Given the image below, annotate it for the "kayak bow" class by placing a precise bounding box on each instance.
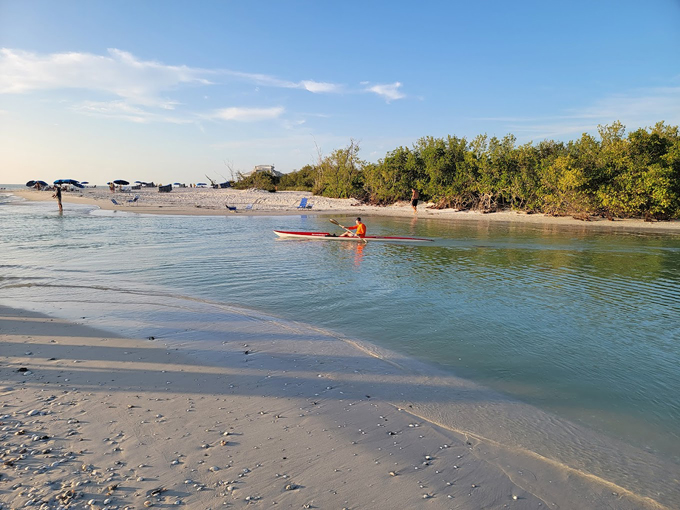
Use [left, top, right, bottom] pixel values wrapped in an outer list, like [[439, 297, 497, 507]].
[[273, 230, 434, 243]]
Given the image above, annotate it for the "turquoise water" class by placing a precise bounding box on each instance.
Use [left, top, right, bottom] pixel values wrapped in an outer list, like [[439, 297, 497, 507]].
[[2, 189, 679, 468]]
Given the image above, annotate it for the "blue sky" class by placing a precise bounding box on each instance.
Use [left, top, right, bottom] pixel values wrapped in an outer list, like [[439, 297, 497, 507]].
[[1, 0, 679, 185]]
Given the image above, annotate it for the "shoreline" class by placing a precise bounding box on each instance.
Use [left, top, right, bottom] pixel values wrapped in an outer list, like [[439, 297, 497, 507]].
[[12, 187, 680, 233], [2, 303, 677, 509]]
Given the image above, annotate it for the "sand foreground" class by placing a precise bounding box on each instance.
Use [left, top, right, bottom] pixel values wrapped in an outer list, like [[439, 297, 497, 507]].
[[1, 304, 673, 510]]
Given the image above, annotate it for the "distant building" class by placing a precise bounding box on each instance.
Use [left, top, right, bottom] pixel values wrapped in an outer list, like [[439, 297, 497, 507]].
[[246, 165, 283, 178]]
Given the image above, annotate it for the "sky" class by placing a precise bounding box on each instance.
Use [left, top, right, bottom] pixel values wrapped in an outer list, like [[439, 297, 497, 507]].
[[1, 0, 679, 185]]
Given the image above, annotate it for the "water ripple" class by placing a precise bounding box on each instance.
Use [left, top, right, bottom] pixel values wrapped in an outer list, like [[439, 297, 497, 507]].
[[1, 199, 679, 467]]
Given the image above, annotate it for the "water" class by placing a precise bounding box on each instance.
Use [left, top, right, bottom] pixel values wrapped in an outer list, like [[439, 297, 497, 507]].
[[2, 189, 679, 478]]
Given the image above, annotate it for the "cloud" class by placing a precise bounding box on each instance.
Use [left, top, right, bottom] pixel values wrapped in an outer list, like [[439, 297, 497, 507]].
[[210, 132, 349, 153], [579, 87, 680, 125], [476, 86, 680, 142], [0, 48, 402, 126], [0, 48, 212, 106], [364, 82, 405, 102], [225, 70, 342, 94], [300, 80, 341, 93], [73, 100, 192, 124], [0, 48, 344, 109], [208, 106, 285, 122]]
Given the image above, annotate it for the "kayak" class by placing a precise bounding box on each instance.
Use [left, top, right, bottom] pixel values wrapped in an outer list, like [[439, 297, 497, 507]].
[[273, 230, 434, 243]]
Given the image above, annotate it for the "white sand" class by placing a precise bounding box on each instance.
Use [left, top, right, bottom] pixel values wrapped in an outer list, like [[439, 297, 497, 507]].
[[14, 186, 680, 231], [1, 305, 673, 509]]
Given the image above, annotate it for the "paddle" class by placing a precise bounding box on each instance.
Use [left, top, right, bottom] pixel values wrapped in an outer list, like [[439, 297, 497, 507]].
[[330, 218, 367, 243]]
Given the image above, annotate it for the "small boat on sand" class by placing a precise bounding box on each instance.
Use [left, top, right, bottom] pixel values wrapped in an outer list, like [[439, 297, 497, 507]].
[[274, 230, 434, 243]]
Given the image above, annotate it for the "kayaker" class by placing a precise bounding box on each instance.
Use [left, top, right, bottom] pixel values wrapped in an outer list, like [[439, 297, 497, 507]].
[[340, 217, 366, 238]]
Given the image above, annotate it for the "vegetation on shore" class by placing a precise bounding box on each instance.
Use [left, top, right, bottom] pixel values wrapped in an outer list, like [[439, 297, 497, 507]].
[[273, 121, 680, 220], [231, 170, 279, 192]]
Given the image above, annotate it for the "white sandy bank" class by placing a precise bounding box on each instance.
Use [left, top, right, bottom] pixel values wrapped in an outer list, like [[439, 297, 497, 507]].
[[1, 304, 673, 510], [13, 187, 680, 232]]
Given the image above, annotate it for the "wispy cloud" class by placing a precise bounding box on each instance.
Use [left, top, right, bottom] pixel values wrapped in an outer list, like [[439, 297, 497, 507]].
[[0, 48, 404, 125], [207, 106, 285, 122], [73, 100, 193, 124], [363, 81, 405, 102], [226, 70, 343, 94], [579, 87, 680, 124], [211, 132, 350, 154], [476, 86, 680, 141], [0, 46, 346, 99], [300, 80, 341, 93], [0, 48, 211, 107]]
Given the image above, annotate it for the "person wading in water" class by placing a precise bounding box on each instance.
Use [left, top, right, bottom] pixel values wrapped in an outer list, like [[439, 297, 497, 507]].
[[411, 188, 420, 214], [52, 185, 63, 213]]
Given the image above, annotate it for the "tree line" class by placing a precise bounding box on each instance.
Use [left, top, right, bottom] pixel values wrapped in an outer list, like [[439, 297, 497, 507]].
[[253, 121, 680, 220]]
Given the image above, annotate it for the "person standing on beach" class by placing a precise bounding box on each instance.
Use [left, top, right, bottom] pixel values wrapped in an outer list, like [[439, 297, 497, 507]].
[[411, 188, 420, 214], [52, 185, 63, 213], [340, 217, 367, 238]]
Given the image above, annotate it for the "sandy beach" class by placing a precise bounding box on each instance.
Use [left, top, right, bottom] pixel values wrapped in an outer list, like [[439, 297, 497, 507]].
[[2, 302, 676, 510], [13, 186, 680, 232]]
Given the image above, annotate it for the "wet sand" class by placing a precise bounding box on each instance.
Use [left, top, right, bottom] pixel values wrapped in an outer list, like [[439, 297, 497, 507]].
[[1, 304, 675, 509]]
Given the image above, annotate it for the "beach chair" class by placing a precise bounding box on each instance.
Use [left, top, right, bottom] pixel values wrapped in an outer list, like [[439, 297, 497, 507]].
[[296, 197, 312, 209], [127, 194, 139, 205], [225, 204, 237, 211], [111, 198, 121, 206], [245, 204, 253, 211]]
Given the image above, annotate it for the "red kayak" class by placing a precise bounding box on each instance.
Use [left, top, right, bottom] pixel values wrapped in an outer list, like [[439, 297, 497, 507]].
[[274, 230, 434, 243]]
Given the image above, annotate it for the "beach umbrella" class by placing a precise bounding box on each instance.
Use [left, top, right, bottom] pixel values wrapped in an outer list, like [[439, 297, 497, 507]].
[[80, 181, 89, 184], [196, 182, 208, 186], [173, 182, 182, 185], [26, 180, 37, 187], [113, 179, 129, 185], [37, 180, 48, 186]]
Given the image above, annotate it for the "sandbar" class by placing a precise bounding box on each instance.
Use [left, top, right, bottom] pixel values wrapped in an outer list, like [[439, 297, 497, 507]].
[[13, 187, 680, 232]]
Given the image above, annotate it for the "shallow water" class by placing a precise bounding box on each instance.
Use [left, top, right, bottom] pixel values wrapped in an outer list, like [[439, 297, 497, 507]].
[[2, 190, 679, 471]]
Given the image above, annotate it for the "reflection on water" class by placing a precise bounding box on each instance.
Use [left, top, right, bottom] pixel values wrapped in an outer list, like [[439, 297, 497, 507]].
[[1, 195, 679, 467]]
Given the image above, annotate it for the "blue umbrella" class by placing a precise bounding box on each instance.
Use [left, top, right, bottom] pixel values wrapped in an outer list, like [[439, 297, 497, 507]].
[[113, 179, 129, 185], [25, 180, 37, 187], [80, 181, 89, 184]]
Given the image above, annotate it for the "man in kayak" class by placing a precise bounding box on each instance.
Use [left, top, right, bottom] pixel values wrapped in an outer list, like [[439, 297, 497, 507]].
[[340, 217, 366, 238]]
